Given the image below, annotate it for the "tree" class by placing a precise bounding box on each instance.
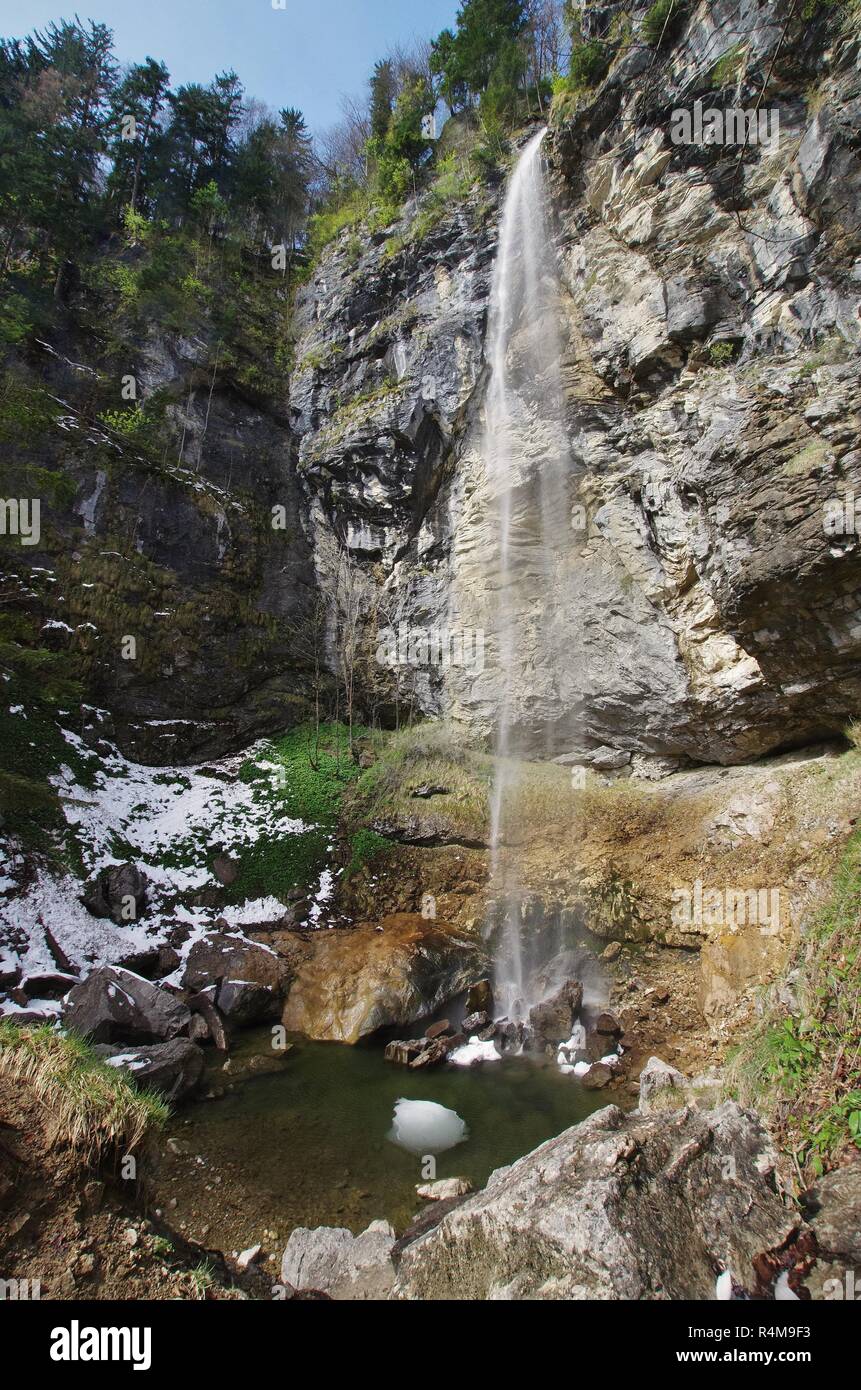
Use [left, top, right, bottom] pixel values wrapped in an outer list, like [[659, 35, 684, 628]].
[[369, 59, 396, 141], [106, 58, 170, 215], [431, 0, 528, 109]]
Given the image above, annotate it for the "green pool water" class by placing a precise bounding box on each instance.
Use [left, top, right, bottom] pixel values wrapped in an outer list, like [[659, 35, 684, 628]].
[[156, 1030, 612, 1253]]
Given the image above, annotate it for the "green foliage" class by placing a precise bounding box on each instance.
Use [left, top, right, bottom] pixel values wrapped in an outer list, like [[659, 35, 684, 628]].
[[0, 1021, 168, 1160], [642, 0, 689, 47], [567, 39, 611, 91], [346, 828, 392, 879], [708, 341, 736, 366], [0, 605, 85, 852], [712, 45, 745, 88], [228, 722, 373, 904], [0, 292, 33, 344], [730, 824, 861, 1180], [430, 0, 528, 112]]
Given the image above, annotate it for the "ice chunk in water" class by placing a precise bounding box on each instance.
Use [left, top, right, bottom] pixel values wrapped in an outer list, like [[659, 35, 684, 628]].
[[388, 1098, 468, 1155]]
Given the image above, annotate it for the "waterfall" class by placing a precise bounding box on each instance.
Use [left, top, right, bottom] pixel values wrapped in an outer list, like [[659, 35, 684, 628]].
[[483, 128, 572, 1023]]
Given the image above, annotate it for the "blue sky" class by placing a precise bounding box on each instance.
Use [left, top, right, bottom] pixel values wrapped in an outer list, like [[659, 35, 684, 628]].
[[0, 0, 461, 133]]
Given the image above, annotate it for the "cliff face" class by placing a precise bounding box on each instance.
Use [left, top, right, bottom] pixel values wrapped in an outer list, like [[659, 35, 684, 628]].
[[7, 1, 860, 771], [292, 0, 861, 771]]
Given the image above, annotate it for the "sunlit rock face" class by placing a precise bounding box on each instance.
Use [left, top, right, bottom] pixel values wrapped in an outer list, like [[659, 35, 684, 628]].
[[292, 1, 861, 769], [280, 914, 487, 1044]]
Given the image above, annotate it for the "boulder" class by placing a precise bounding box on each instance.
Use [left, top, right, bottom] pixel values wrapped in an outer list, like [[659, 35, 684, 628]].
[[21, 970, 80, 1000], [416, 1177, 472, 1201], [187, 991, 229, 1051], [462, 1011, 489, 1035], [115, 945, 181, 981], [392, 1103, 797, 1300], [409, 1037, 450, 1068], [216, 978, 278, 1025], [528, 980, 583, 1045], [281, 914, 485, 1044], [594, 1011, 622, 1036], [280, 1220, 396, 1300], [94, 1039, 204, 1100], [384, 1039, 428, 1066], [64, 966, 191, 1045], [801, 1166, 861, 1266], [466, 980, 494, 1015], [425, 1019, 451, 1040], [581, 1062, 614, 1089], [82, 863, 148, 924], [637, 1055, 690, 1114], [183, 930, 293, 1000], [211, 853, 241, 886]]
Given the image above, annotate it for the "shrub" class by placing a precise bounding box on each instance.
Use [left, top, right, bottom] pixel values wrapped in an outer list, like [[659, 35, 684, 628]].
[[568, 39, 611, 90], [642, 0, 689, 47]]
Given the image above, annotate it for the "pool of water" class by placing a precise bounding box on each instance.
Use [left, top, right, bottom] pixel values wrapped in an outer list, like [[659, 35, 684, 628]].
[[153, 1029, 612, 1256]]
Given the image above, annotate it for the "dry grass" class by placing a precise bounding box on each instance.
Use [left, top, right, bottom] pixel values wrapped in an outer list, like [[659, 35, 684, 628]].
[[0, 1022, 168, 1163], [728, 826, 861, 1183], [346, 721, 491, 840], [507, 761, 683, 848]]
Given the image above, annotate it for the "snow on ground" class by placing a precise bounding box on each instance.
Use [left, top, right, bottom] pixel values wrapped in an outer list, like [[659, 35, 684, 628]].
[[52, 730, 308, 900], [0, 727, 319, 988], [448, 1037, 502, 1067]]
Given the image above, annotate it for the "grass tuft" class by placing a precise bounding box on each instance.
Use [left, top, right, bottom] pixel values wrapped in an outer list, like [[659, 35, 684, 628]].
[[0, 1022, 168, 1163]]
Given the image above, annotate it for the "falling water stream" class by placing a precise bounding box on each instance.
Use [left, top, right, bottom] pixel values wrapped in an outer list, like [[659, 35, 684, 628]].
[[484, 129, 574, 1022]]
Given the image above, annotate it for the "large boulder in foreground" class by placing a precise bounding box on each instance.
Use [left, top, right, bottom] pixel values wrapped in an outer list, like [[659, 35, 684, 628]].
[[64, 966, 191, 1045], [281, 1221, 396, 1300], [392, 1102, 798, 1300], [281, 914, 485, 1044]]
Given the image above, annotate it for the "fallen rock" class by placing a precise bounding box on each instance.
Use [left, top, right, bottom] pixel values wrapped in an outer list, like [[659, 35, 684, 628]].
[[236, 1244, 262, 1272], [64, 966, 191, 1045], [384, 1039, 429, 1066], [187, 991, 229, 1051], [21, 970, 80, 999], [416, 1177, 472, 1201], [82, 863, 148, 925], [94, 1038, 204, 1099], [594, 1011, 622, 1036], [637, 1055, 690, 1114], [392, 1103, 797, 1300], [409, 1037, 450, 1068], [462, 1011, 489, 1035], [466, 980, 493, 1015], [281, 1220, 396, 1300], [425, 1019, 451, 1040], [801, 1166, 861, 1266], [581, 1062, 614, 1089], [183, 930, 293, 1001], [281, 914, 484, 1044], [211, 853, 241, 886], [217, 978, 277, 1025], [528, 980, 583, 1046]]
